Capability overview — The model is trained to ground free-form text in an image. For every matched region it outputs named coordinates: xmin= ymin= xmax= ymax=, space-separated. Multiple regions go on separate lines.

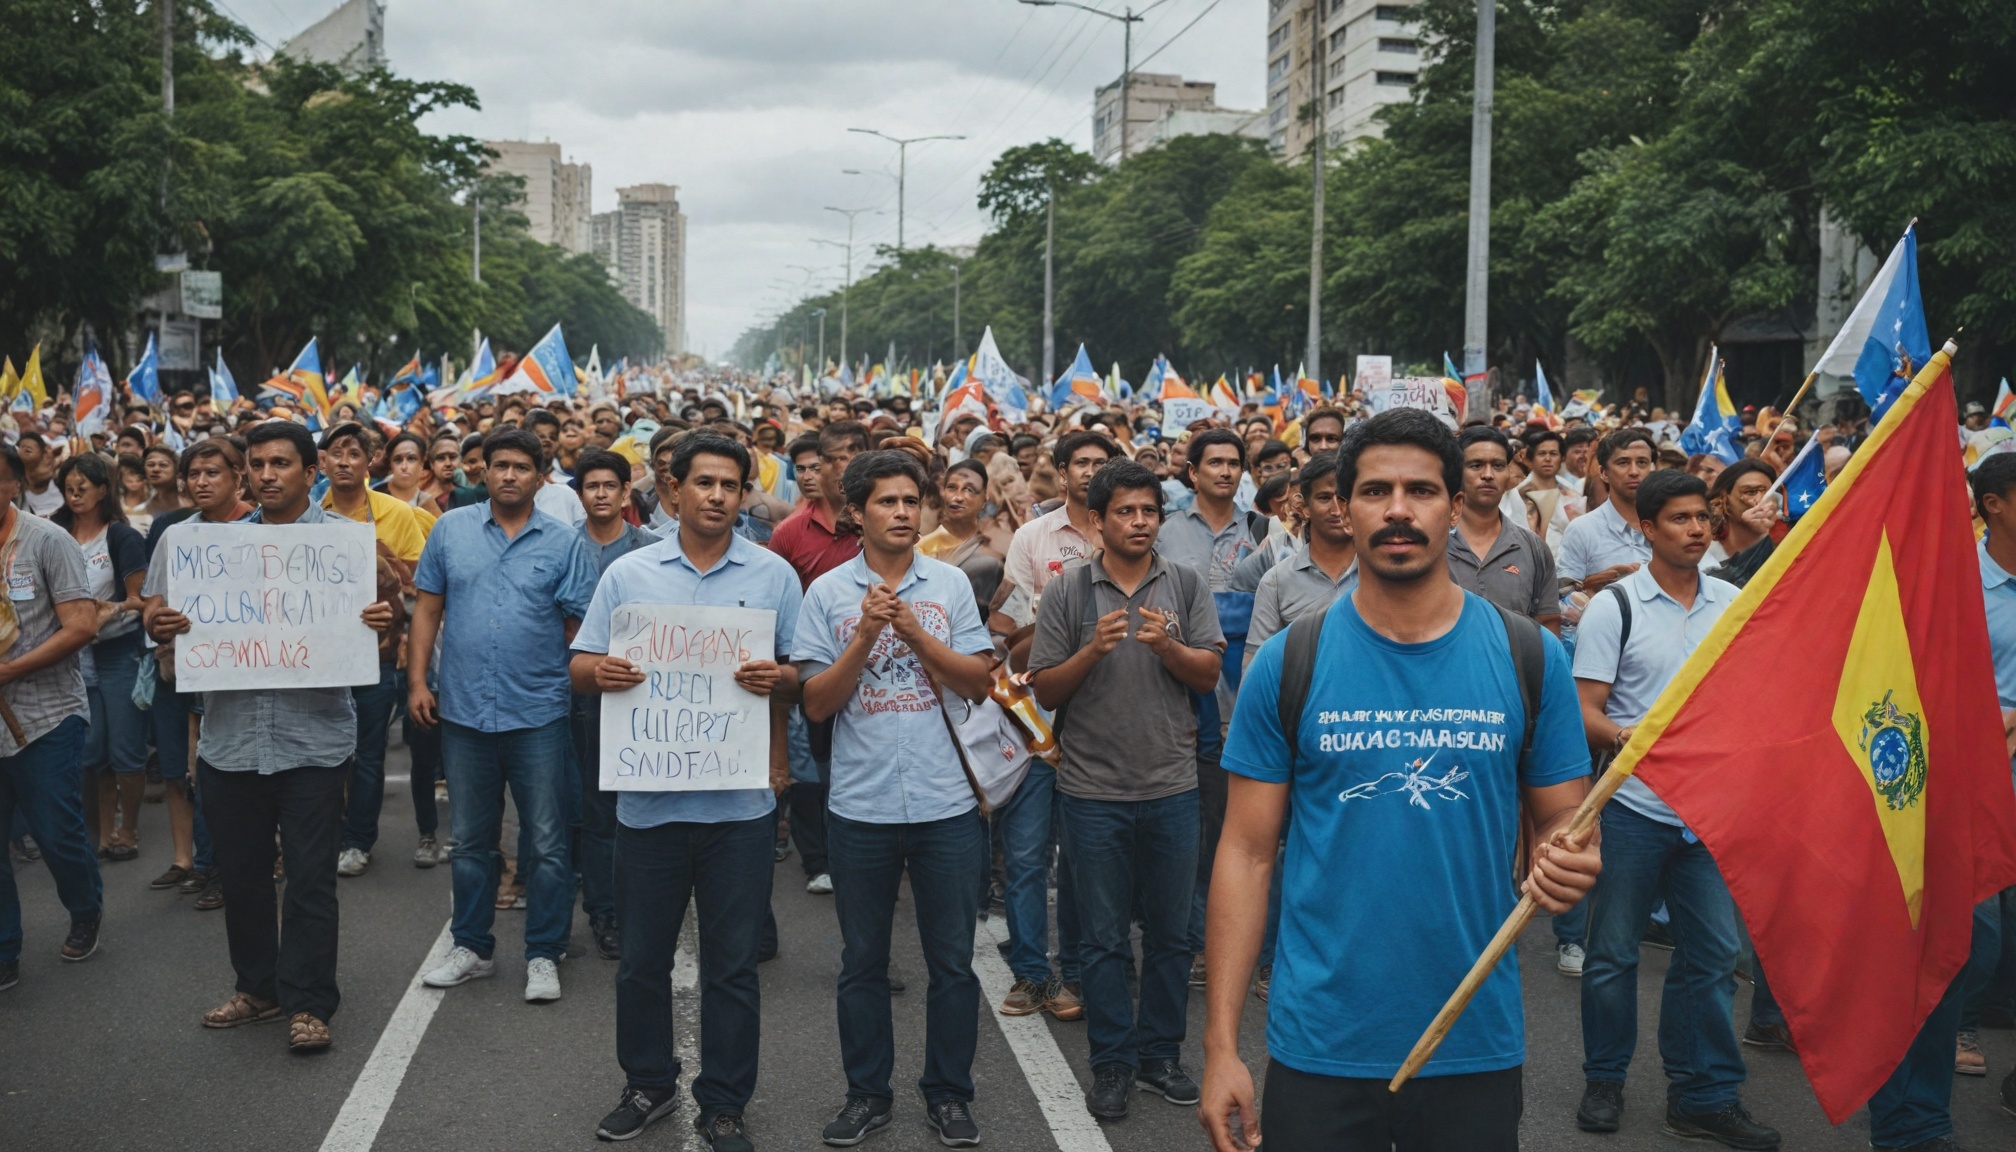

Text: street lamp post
xmin=846 ymin=129 xmax=965 ymax=252
xmin=1021 ymin=0 xmax=1145 ymax=162
xmin=810 ymin=308 xmax=827 ymax=377
xmin=950 ymin=264 xmax=962 ymax=361
xmin=1461 ymin=0 xmax=1495 ymax=385
xmin=817 ymin=205 xmax=876 ymax=371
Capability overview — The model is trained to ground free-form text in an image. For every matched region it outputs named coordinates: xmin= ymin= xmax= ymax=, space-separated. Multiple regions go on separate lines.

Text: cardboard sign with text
xmin=164 ymin=521 xmax=380 ymax=691
xmin=598 ymin=603 xmax=775 ymax=792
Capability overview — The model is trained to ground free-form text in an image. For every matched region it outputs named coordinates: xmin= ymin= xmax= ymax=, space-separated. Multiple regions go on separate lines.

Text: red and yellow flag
xmin=1616 ymin=344 xmax=2016 ymax=1122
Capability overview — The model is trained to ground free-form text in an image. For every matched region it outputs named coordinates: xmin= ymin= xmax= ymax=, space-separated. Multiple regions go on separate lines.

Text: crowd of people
xmin=0 ymin=366 xmax=2012 ymax=1152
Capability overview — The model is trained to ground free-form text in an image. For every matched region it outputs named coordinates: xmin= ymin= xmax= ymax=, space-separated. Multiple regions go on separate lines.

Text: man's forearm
xmin=1030 ymin=645 xmax=1102 ymax=711
xmin=1159 ymin=643 xmax=1223 ymax=694
xmin=802 ymin=633 xmax=875 ymax=720
xmin=406 ymin=606 xmax=441 ymax=690
xmin=907 ymin=630 xmax=991 ymax=700
xmin=1204 ymin=834 xmax=1273 ymax=1057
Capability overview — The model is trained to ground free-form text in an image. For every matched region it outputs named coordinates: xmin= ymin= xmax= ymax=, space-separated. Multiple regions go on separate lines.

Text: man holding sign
xmin=570 ymin=433 xmax=801 ymax=1151
xmin=142 ymin=421 xmax=400 ymax=1054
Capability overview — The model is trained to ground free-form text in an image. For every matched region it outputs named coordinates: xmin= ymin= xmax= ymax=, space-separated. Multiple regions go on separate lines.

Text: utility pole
xmin=951 ymin=264 xmax=962 ymax=360
xmin=811 ymin=308 xmax=827 ymax=375
xmin=818 ymin=205 xmax=876 ymax=371
xmin=1021 ymin=1 xmax=1144 ymax=162
xmin=1461 ymin=0 xmax=1495 ymax=381
xmin=472 ymin=195 xmax=483 ymax=284
xmin=847 ymin=129 xmax=964 ymax=252
xmin=1043 ymin=186 xmax=1056 ymax=387
xmin=160 ymin=0 xmax=173 ymax=223
xmin=1306 ymin=0 xmax=1325 ymax=384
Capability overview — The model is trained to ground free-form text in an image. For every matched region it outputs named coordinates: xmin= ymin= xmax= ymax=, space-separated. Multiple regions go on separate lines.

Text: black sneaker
xmin=1662 ymin=1100 xmax=1780 ymax=1150
xmin=61 ymin=917 xmax=100 ymax=962
xmin=696 ymin=1109 xmax=754 ymax=1152
xmin=1086 ymin=1064 xmax=1131 ymax=1121
xmin=1136 ymin=1057 xmax=1200 ymax=1105
xmin=1742 ymin=1021 xmax=1794 ymax=1051
xmin=0 ymin=960 xmax=17 ymax=991
xmin=821 ymin=1096 xmax=891 ymax=1146
xmin=177 ymin=867 xmax=215 ymax=895
xmin=194 ymin=880 xmax=225 ymax=911
xmin=1576 ymin=1079 xmax=1623 ymax=1133
xmin=591 ymin=914 xmax=622 ymax=961
xmin=596 ymin=1084 xmax=677 ymax=1142
xmin=925 ymin=1099 xmax=980 ymax=1148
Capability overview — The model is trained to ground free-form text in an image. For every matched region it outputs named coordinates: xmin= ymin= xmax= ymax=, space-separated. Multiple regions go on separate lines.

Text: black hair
xmin=1304 ymin=407 xmax=1348 ymax=437
xmin=819 ymin=419 xmax=871 ymax=458
xmin=1296 ymin=451 xmax=1340 ymax=501
xmin=1254 ymin=439 xmax=1294 ymax=467
xmin=1186 ymin=426 xmax=1247 ymax=472
xmin=317 ymin=420 xmax=371 ymax=455
xmin=1051 ymin=429 xmax=1118 ymax=469
xmin=51 ymin=453 xmax=125 ymax=529
xmin=1009 ymin=433 xmax=1042 ymax=455
xmin=1973 ymin=452 xmax=2016 ymax=519
xmin=1086 ymin=458 xmax=1164 ymax=517
xmin=670 ymin=432 xmax=752 ymax=485
xmin=1335 ymin=408 xmax=1462 ymax=498
xmin=383 ymin=431 xmax=428 ymax=464
xmin=1563 ymin=425 xmax=1600 ymax=448
xmin=1458 ymin=424 xmax=1513 ymax=460
xmin=1708 ymin=457 xmax=1778 ymax=502
xmin=1597 ymin=427 xmax=1658 ymax=468
xmin=522 ymin=408 xmax=561 ymax=434
xmin=841 ymin=449 xmax=929 ymax=509
xmin=1634 ymin=468 xmax=1709 ymax=523
xmin=181 ymin=436 xmax=245 ymax=475
xmin=943 ymin=458 xmax=990 ymax=492
xmin=785 ymin=434 xmax=821 ymax=464
xmin=0 ymin=443 xmax=21 ymax=487
xmin=246 ymin=420 xmax=318 ymax=467
xmin=460 ymin=432 xmax=485 ymax=455
xmin=572 ymin=447 xmax=633 ymax=490
xmin=1523 ymin=427 xmax=1565 ymax=454
xmin=648 ymin=424 xmax=683 ymax=462
xmin=482 ymin=426 xmax=544 ymax=468
xmin=1254 ymin=472 xmax=1292 ymax=518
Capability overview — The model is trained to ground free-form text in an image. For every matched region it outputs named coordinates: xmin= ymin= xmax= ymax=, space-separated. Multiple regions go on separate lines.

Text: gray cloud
xmin=232 ymin=0 xmax=1268 ymax=357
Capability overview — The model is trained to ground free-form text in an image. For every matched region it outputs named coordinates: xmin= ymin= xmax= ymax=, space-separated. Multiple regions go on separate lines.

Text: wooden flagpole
xmin=1388 ymin=756 xmax=1636 ymax=1092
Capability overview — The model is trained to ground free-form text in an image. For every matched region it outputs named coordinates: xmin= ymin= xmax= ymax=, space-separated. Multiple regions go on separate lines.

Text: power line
xmin=1132 ymin=0 xmax=1225 ymax=70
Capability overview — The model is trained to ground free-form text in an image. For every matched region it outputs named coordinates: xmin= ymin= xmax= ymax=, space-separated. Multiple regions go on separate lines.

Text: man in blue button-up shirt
xmin=409 ymin=427 xmax=599 ymax=1005
xmin=796 ymin=450 xmax=995 ymax=1148
xmin=569 ymin=433 xmax=802 ymax=1146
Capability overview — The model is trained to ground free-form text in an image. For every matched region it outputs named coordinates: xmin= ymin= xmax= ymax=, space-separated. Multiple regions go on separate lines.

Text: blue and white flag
xmin=1770 ymin=433 xmax=1829 ymax=523
xmin=1813 ymin=222 xmax=1931 ymax=425
xmin=209 ymin=349 xmax=240 ymax=407
xmin=127 ymin=332 xmax=162 ymax=406
xmin=1680 ymin=347 xmax=1743 ymax=464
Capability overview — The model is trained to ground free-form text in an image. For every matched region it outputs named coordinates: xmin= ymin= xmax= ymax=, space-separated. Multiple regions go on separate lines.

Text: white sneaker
xmin=336 ymin=847 xmax=370 ymax=877
xmin=422 ymin=945 xmax=495 ymax=988
xmin=525 ymin=957 xmax=562 ymax=1002
xmin=1557 ymin=943 xmax=1586 ymax=976
xmin=806 ymin=872 xmax=833 ymax=895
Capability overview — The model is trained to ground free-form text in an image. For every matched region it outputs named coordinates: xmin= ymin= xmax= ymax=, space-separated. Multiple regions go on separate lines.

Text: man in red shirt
xmin=769 ymin=421 xmax=867 ymax=591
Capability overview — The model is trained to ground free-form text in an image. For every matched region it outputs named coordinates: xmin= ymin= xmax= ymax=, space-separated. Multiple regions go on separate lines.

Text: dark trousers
xmin=403 ymin=707 xmax=441 ymax=839
xmin=614 ymin=813 xmax=774 ymax=1115
xmin=1061 ymin=789 xmax=1199 ymax=1071
xmin=570 ymin=696 xmax=618 ymax=920
xmin=0 ymin=717 xmax=97 ymax=964
xmin=343 ymin=662 xmax=400 ymax=852
xmin=789 ymin=782 xmax=829 ymax=876
xmin=199 ymin=758 xmax=347 ymax=1022
xmin=1261 ymin=1060 xmax=1522 ymax=1152
xmin=829 ymin=808 xmax=985 ymax=1105
xmin=1867 ymin=896 xmax=2003 ymax=1147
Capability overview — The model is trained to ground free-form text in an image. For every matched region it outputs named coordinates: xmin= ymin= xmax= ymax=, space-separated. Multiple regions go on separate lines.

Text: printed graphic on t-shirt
xmin=836 ymin=600 xmax=950 ymax=715
xmin=1314 ymin=705 xmax=1512 ymax=809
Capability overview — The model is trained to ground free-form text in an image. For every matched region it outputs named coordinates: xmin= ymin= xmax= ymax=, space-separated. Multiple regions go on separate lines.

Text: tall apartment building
xmin=279 ymin=0 xmax=385 ymax=74
xmin=482 ymin=140 xmax=593 ymax=255
xmin=1269 ymin=0 xmax=1423 ymax=161
xmin=1092 ymin=73 xmax=1264 ymax=164
xmin=591 ymin=185 xmax=688 ymax=355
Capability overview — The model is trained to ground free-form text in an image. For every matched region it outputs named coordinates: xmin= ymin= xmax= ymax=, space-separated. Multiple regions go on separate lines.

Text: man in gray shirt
xmin=1031 ymin=459 xmax=1223 ymax=1123
xmin=1448 ymin=426 xmax=1561 ymax=633
xmin=144 ymin=422 xmax=397 ymax=1053
xmin=0 ymin=440 xmax=100 ymax=989
xmin=1244 ymin=453 xmax=1359 ymax=669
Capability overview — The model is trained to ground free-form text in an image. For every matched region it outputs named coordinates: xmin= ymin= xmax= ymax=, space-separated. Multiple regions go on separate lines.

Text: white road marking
xmin=673 ymin=920 xmax=701 ymax=1152
xmin=973 ymin=915 xmax=1115 ymax=1152
xmin=317 ymin=919 xmax=454 ymax=1152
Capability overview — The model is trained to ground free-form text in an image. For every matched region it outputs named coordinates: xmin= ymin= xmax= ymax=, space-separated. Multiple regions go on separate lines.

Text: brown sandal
xmin=202 ymin=992 xmax=282 ymax=1029
xmin=288 ymin=1012 xmax=332 ymax=1052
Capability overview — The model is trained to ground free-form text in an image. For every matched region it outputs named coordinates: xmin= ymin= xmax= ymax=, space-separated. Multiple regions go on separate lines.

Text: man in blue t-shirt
xmin=1200 ymin=408 xmax=1601 ymax=1152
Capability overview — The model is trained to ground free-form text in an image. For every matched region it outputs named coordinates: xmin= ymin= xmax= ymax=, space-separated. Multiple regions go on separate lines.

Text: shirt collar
xmin=1981 ymin=538 xmax=2015 ymax=591
xmin=251 ymin=502 xmax=328 ymax=525
xmin=659 ymin=528 xmax=751 ymax=577
xmin=842 ymin=549 xmax=925 ymax=593
xmin=1629 ymin=564 xmax=1726 ymax=607
xmin=1091 ymin=550 xmax=1168 ymax=589
xmin=484 ymin=500 xmax=547 ymax=535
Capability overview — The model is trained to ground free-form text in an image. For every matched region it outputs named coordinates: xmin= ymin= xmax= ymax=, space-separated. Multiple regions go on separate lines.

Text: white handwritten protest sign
xmin=1161 ymin=396 xmax=1216 ymax=435
xmin=1355 ymin=355 xmax=1393 ymax=394
xmin=599 ymin=604 xmax=775 ymax=792
xmin=1367 ymin=376 xmax=1450 ymax=416
xmin=165 ymin=521 xmax=380 ymax=692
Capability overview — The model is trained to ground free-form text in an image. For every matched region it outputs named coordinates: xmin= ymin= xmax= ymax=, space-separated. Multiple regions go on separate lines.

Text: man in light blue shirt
xmin=796 ymin=450 xmax=995 ymax=1148
xmin=570 ymin=434 xmax=801 ymax=1149
xmin=1558 ymin=428 xmax=1657 ymax=603
xmin=409 ymin=427 xmax=599 ymax=1005
xmin=1571 ymin=469 xmax=1778 ymax=1148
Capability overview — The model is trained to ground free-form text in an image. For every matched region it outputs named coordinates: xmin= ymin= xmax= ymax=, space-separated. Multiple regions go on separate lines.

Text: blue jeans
xmin=996 ymin=760 xmax=1080 ymax=985
xmin=614 ymin=812 xmax=774 ymax=1115
xmin=570 ymin=695 xmax=617 ymax=921
xmin=343 ymin=662 xmax=400 ymax=853
xmin=1868 ymin=896 xmax=2003 ymax=1147
xmin=0 ymin=717 xmax=98 ymax=964
xmin=828 ymin=809 xmax=985 ymax=1105
xmin=1581 ymin=804 xmax=1746 ymax=1110
xmin=441 ymin=717 xmax=573 ymax=962
xmin=1061 ymin=789 xmax=1200 ymax=1071
xmin=83 ymin=634 xmax=147 ymax=776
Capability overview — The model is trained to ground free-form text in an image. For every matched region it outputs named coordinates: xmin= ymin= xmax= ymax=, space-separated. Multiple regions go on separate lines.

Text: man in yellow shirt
xmin=318 ymin=422 xmax=430 ymax=877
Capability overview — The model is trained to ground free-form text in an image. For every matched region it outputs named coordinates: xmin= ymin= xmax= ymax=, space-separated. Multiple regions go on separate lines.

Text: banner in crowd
xmin=597 ymin=603 xmax=775 ymax=792
xmin=1355 ymin=355 xmax=1393 ymax=395
xmin=162 ymin=522 xmax=382 ymax=692
xmin=1365 ymin=376 xmax=1452 ymax=416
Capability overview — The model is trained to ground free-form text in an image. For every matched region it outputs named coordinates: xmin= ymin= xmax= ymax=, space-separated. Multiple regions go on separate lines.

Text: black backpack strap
xmin=1276 ymin=609 xmax=1329 ymax=767
xmin=1049 ymin=562 xmax=1101 ymax=740
xmin=1604 ymin=582 xmax=1633 ymax=655
xmin=1493 ymin=603 xmax=1546 ymax=771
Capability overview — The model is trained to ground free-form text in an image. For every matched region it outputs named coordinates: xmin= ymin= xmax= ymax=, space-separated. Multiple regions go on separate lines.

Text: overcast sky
xmin=224 ymin=0 xmax=1269 ymax=358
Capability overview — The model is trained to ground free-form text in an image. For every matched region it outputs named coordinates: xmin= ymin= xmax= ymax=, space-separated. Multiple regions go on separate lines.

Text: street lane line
xmin=973 ymin=915 xmax=1115 ymax=1152
xmin=318 ymin=919 xmax=454 ymax=1152
xmin=673 ymin=922 xmax=701 ymax=1152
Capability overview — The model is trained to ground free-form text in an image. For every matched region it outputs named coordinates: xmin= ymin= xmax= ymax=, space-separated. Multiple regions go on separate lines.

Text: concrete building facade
xmin=279 ymin=0 xmax=385 ymax=73
xmin=1092 ymin=73 xmax=1263 ymax=164
xmin=1270 ymin=0 xmax=1423 ymax=161
xmin=483 ymin=140 xmax=593 ymax=255
xmin=593 ymin=185 xmax=688 ymax=355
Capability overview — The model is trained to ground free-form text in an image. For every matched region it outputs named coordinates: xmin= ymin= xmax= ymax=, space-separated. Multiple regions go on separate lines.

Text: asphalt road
xmin=4 ymin=743 xmax=2013 ymax=1151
